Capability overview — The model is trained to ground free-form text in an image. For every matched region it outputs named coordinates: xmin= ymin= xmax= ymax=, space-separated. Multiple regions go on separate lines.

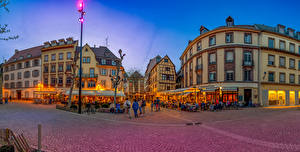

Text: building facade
xmin=74 ymin=44 xmax=125 ymax=93
xmin=3 ymin=46 xmax=42 ymax=100
xmin=125 ymin=71 xmax=144 ymax=99
xmin=41 ymin=38 xmax=78 ymax=96
xmin=180 ymin=16 xmax=300 ymax=106
xmin=145 ymin=55 xmax=176 ymax=99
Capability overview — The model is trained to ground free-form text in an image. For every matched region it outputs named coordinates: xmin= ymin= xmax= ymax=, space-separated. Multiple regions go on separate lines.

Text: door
xmin=17 ymin=90 xmax=22 ymax=100
xmin=244 ymin=89 xmax=252 ymax=106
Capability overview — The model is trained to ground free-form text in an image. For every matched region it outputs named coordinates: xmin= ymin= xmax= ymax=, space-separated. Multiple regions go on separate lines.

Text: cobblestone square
xmin=1 ymin=103 xmax=300 ymax=152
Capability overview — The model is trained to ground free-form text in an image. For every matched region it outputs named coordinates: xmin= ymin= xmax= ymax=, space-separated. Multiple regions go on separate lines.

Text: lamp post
xmin=78 ymin=1 xmax=85 ymax=114
xmin=110 ymin=49 xmax=126 ymax=107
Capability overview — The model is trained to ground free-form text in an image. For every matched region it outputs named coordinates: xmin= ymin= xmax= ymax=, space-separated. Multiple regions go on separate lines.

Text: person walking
xmin=132 ymin=100 xmax=139 ymax=118
xmin=141 ymin=99 xmax=146 ymax=114
xmin=151 ymin=100 xmax=154 ymax=112
xmin=124 ymin=98 xmax=132 ymax=119
xmin=86 ymin=102 xmax=91 ymax=115
xmin=138 ymin=99 xmax=143 ymax=115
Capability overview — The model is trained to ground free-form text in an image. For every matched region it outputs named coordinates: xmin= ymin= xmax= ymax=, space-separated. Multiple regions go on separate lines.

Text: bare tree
xmin=0 ymin=0 xmax=19 ymax=40
xmin=67 ymin=49 xmax=80 ymax=107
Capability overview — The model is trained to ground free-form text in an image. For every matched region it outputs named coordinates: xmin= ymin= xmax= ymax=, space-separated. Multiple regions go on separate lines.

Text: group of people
xmin=150 ymin=97 xmax=161 ymax=112
xmin=124 ymin=98 xmax=146 ymax=118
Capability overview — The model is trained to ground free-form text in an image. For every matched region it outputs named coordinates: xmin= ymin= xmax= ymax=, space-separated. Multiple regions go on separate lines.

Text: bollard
xmin=38 ymin=124 xmax=42 ymax=152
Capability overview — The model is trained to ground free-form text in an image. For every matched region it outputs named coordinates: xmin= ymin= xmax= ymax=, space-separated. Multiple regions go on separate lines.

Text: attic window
xmin=164 ymin=59 xmax=168 ymax=62
xmin=13 ymin=58 xmax=17 ymax=61
xmin=19 ymin=56 xmax=23 ymax=60
xmin=27 ymin=54 xmax=32 ymax=58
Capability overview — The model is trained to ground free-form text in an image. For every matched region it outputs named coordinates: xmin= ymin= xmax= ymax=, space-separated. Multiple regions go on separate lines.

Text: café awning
xmin=221 ymin=87 xmax=238 ymax=92
xmin=34 ymin=91 xmax=57 ymax=95
xmin=65 ymin=90 xmax=97 ymax=96
xmin=96 ymin=90 xmax=125 ymax=97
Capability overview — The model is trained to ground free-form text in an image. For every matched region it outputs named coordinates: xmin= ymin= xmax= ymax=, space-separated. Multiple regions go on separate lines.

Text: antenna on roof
xmin=105 ymin=36 xmax=109 ymax=47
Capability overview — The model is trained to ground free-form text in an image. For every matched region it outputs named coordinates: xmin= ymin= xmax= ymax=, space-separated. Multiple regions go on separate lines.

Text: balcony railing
xmin=76 ymin=74 xmax=98 ymax=78
xmin=243 ymin=60 xmax=254 ymax=66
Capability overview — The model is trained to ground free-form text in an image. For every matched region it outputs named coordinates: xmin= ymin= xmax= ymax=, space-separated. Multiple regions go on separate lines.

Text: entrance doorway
xmin=17 ymin=90 xmax=21 ymax=100
xmin=244 ymin=89 xmax=252 ymax=106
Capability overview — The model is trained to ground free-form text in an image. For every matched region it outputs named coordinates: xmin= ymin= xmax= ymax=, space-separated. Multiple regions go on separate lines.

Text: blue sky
xmin=1 ymin=0 xmax=299 ymax=73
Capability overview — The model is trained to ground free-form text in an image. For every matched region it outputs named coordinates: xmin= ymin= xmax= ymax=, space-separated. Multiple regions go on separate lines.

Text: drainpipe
xmin=257 ymin=32 xmax=262 ymax=106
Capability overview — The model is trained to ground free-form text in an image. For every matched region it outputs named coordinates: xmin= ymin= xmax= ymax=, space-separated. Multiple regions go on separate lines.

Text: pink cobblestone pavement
xmin=1 ymin=103 xmax=300 ymax=152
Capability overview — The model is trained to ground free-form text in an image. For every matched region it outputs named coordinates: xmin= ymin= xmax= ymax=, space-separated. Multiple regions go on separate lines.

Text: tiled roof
xmin=145 ymin=55 xmax=161 ymax=74
xmin=130 ymin=71 xmax=143 ymax=78
xmin=77 ymin=46 xmax=120 ymax=63
xmin=6 ymin=45 xmax=43 ymax=64
xmin=254 ymin=24 xmax=300 ymax=40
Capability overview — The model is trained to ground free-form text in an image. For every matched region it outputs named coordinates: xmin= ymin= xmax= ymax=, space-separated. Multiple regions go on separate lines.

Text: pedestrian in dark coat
xmin=132 ymin=100 xmax=139 ymax=118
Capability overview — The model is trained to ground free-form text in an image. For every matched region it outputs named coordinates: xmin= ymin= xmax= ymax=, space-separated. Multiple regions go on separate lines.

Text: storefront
xmin=268 ymin=90 xmax=286 ymax=106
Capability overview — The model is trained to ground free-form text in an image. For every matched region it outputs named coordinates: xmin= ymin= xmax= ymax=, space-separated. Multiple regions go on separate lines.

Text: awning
xmin=221 ymin=87 xmax=238 ymax=92
xmin=96 ymin=90 xmax=125 ymax=97
xmin=34 ymin=91 xmax=57 ymax=95
xmin=65 ymin=90 xmax=97 ymax=96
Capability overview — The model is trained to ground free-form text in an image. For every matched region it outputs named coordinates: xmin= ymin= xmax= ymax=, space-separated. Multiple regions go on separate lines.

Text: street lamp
xmin=77 ymin=1 xmax=86 ymax=114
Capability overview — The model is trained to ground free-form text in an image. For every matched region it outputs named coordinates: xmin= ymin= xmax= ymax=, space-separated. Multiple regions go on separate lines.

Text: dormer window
xmin=226 ymin=16 xmax=234 ymax=27
xmin=287 ymin=28 xmax=294 ymax=37
xmin=277 ymin=24 xmax=285 ymax=34
xmin=27 ymin=54 xmax=32 ymax=58
xmin=19 ymin=56 xmax=23 ymax=60
xmin=200 ymin=25 xmax=209 ymax=35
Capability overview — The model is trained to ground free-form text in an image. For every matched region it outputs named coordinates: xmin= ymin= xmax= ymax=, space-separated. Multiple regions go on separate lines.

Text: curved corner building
xmin=180 ymin=16 xmax=300 ymax=107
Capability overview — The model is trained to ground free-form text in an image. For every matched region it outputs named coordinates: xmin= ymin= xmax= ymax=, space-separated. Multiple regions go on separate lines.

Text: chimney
xmin=58 ymin=39 xmax=65 ymax=45
xmin=50 ymin=40 xmax=58 ymax=46
xmin=15 ymin=49 xmax=19 ymax=53
xmin=226 ymin=16 xmax=234 ymax=27
xmin=287 ymin=28 xmax=295 ymax=37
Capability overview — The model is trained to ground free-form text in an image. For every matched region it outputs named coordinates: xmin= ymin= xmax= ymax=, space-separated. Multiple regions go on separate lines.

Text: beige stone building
xmin=73 ymin=44 xmax=125 ymax=93
xmin=3 ymin=46 xmax=42 ymax=100
xmin=41 ymin=38 xmax=78 ymax=96
xmin=41 ymin=38 xmax=125 ymax=99
xmin=180 ymin=16 xmax=300 ymax=106
xmin=145 ymin=55 xmax=176 ymax=99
